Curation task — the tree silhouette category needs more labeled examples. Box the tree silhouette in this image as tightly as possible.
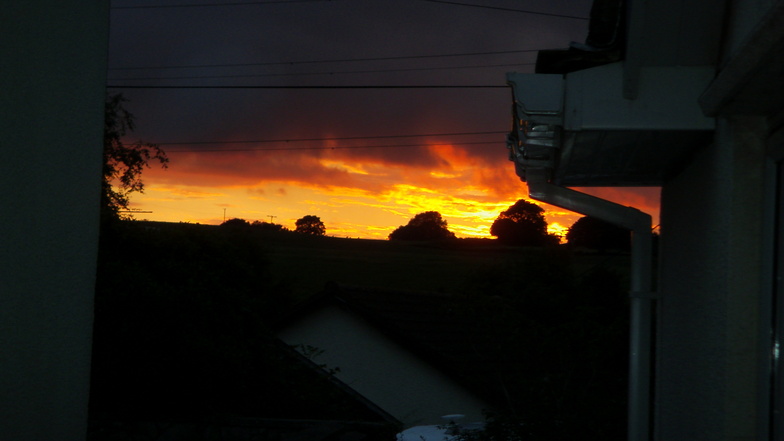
[251,220,289,233]
[388,211,457,241]
[102,93,168,221]
[295,215,326,236]
[221,218,251,228]
[566,216,630,251]
[490,199,554,246]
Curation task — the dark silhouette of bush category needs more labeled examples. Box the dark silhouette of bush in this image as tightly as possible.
[294,215,326,236]
[566,216,631,251]
[220,217,251,228]
[490,199,556,246]
[450,251,629,441]
[251,220,289,233]
[388,211,457,241]
[90,222,384,425]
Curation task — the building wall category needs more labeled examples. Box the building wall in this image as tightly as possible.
[722,0,778,59]
[0,3,108,440]
[278,306,489,427]
[657,116,769,440]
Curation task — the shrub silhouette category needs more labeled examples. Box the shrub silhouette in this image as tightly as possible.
[295,215,326,235]
[490,199,554,246]
[566,216,630,251]
[388,211,456,241]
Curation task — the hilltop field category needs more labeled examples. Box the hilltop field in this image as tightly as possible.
[122,220,631,300]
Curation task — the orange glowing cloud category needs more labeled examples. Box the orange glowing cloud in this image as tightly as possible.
[131,136,660,240]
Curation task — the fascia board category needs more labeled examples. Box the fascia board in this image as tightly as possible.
[564,62,716,131]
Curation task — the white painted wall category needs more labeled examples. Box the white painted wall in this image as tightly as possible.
[278,305,489,427]
[656,116,769,440]
[1,3,108,439]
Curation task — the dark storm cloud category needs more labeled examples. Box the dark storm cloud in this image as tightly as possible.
[109,0,592,195]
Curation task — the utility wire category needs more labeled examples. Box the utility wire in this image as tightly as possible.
[164,140,500,153]
[155,130,508,146]
[112,0,335,9]
[112,0,589,20]
[108,49,542,71]
[107,84,508,89]
[109,62,536,81]
[419,0,589,20]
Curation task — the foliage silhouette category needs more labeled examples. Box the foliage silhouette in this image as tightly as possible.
[566,216,631,251]
[102,93,168,221]
[220,217,251,228]
[450,250,629,440]
[295,215,326,236]
[490,199,556,246]
[252,220,289,232]
[91,220,631,439]
[90,222,386,426]
[388,211,457,241]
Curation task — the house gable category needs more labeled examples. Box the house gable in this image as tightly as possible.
[276,284,494,427]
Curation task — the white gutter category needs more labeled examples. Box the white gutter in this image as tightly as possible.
[525,168,654,441]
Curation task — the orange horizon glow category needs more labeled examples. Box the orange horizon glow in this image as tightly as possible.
[126,141,661,240]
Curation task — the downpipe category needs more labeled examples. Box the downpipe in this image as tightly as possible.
[526,169,654,441]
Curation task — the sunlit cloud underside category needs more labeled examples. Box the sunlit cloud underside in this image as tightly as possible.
[128,143,661,240]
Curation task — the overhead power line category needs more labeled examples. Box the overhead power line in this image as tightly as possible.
[108,49,542,71]
[109,62,536,82]
[111,0,589,20]
[419,0,589,20]
[155,130,508,146]
[164,140,501,153]
[112,0,335,9]
[107,84,508,89]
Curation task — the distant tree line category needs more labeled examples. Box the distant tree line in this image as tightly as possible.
[221,215,326,236]
[388,199,634,252]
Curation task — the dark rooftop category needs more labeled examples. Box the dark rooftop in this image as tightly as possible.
[277,282,528,411]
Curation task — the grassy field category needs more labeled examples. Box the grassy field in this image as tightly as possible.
[98,220,634,437]
[134,221,633,300]
[264,236,506,297]
[254,232,631,300]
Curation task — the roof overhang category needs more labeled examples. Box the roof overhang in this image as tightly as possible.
[507,62,715,186]
[508,0,728,186]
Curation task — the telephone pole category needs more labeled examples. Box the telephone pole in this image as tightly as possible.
[268,215,277,223]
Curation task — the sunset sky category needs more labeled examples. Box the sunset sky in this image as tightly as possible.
[108,0,660,239]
